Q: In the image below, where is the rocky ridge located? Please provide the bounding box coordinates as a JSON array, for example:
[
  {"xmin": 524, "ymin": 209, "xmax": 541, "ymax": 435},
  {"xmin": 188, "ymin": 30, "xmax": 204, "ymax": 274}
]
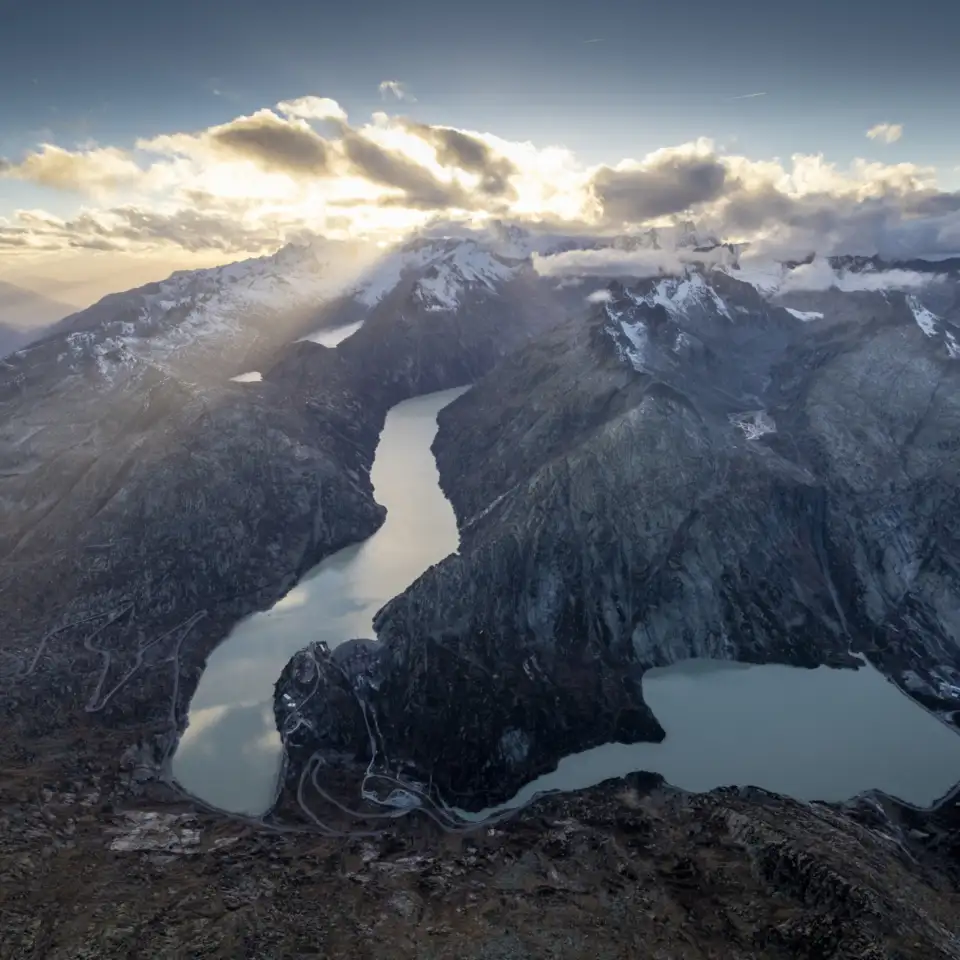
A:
[{"xmin": 0, "ymin": 228, "xmax": 576, "ymax": 768}]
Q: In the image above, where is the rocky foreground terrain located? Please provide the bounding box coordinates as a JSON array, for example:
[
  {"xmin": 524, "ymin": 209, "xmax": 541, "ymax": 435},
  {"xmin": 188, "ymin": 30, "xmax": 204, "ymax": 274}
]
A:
[{"xmin": 4, "ymin": 723, "xmax": 960, "ymax": 959}]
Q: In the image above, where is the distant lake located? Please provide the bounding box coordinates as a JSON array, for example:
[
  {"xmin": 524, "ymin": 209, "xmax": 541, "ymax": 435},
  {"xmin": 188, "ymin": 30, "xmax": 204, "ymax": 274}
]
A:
[
  {"xmin": 229, "ymin": 320, "xmax": 364, "ymax": 384},
  {"xmin": 299, "ymin": 319, "xmax": 363, "ymax": 346}
]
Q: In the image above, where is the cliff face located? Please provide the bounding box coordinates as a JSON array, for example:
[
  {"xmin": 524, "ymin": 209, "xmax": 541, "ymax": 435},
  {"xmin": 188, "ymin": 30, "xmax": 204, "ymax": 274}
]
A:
[{"xmin": 277, "ymin": 270, "xmax": 960, "ymax": 810}]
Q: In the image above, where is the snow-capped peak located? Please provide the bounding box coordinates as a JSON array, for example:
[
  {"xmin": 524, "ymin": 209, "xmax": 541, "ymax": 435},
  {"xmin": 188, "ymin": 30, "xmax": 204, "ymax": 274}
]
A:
[
  {"xmin": 906, "ymin": 295, "xmax": 960, "ymax": 358},
  {"xmin": 599, "ymin": 269, "xmax": 731, "ymax": 372},
  {"xmin": 11, "ymin": 237, "xmax": 378, "ymax": 382},
  {"xmin": 626, "ymin": 269, "xmax": 731, "ymax": 320},
  {"xmin": 350, "ymin": 236, "xmax": 522, "ymax": 311},
  {"xmin": 415, "ymin": 241, "xmax": 517, "ymax": 311}
]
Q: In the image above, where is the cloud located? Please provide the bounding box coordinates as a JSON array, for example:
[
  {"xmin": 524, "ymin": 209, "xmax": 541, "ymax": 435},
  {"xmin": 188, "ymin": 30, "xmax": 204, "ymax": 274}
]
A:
[
  {"xmin": 0, "ymin": 144, "xmax": 149, "ymax": 195},
  {"xmin": 866, "ymin": 123, "xmax": 903, "ymax": 144},
  {"xmin": 533, "ymin": 245, "xmax": 726, "ymax": 279},
  {"xmin": 135, "ymin": 108, "xmax": 504, "ymax": 212},
  {"xmin": 4, "ymin": 94, "xmax": 959, "ymax": 264},
  {"xmin": 209, "ymin": 113, "xmax": 330, "ymax": 173},
  {"xmin": 398, "ymin": 119, "xmax": 518, "ymax": 197},
  {"xmin": 0, "ymin": 203, "xmax": 297, "ymax": 255},
  {"xmin": 335, "ymin": 125, "xmax": 475, "ymax": 210},
  {"xmin": 726, "ymin": 92, "xmax": 766, "ymax": 100},
  {"xmin": 708, "ymin": 176, "xmax": 960, "ymax": 262},
  {"xmin": 276, "ymin": 96, "xmax": 348, "ymax": 122},
  {"xmin": 141, "ymin": 109, "xmax": 332, "ymax": 175},
  {"xmin": 379, "ymin": 80, "xmax": 415, "ymax": 102},
  {"xmin": 585, "ymin": 288, "xmax": 613, "ymax": 302},
  {"xmin": 590, "ymin": 141, "xmax": 730, "ymax": 223},
  {"xmin": 780, "ymin": 258, "xmax": 940, "ymax": 293}
]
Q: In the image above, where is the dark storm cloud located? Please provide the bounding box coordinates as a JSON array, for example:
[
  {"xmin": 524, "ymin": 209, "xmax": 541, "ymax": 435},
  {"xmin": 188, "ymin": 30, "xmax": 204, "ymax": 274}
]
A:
[
  {"xmin": 902, "ymin": 191, "xmax": 960, "ymax": 218},
  {"xmin": 591, "ymin": 154, "xmax": 730, "ymax": 222},
  {"xmin": 399, "ymin": 119, "xmax": 518, "ymax": 197},
  {"xmin": 331, "ymin": 122, "xmax": 477, "ymax": 210},
  {"xmin": 206, "ymin": 112, "xmax": 331, "ymax": 174},
  {"xmin": 715, "ymin": 186, "xmax": 960, "ymax": 259}
]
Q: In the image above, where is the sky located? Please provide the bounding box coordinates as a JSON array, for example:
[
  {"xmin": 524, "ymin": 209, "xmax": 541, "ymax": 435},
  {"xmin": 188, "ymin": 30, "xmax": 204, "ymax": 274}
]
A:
[{"xmin": 1, "ymin": 0, "xmax": 959, "ymax": 307}]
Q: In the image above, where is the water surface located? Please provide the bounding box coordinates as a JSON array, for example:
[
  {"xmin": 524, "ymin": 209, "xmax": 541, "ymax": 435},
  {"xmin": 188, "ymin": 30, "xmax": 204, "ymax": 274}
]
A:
[
  {"xmin": 458, "ymin": 658, "xmax": 960, "ymax": 820},
  {"xmin": 300, "ymin": 319, "xmax": 363, "ymax": 346},
  {"xmin": 177, "ymin": 371, "xmax": 960, "ymax": 818},
  {"xmin": 173, "ymin": 387, "xmax": 467, "ymax": 813}
]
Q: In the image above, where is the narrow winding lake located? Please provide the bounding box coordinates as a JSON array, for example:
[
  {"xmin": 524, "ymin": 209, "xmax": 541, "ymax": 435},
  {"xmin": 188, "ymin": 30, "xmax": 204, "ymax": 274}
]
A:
[
  {"xmin": 175, "ymin": 378, "xmax": 960, "ymax": 818},
  {"xmin": 172, "ymin": 387, "xmax": 467, "ymax": 813}
]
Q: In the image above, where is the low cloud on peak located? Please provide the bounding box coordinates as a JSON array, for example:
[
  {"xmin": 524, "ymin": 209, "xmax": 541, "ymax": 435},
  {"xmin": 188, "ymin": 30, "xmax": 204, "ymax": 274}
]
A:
[
  {"xmin": 533, "ymin": 244, "xmax": 729, "ymax": 280},
  {"xmin": 780, "ymin": 257, "xmax": 940, "ymax": 293}
]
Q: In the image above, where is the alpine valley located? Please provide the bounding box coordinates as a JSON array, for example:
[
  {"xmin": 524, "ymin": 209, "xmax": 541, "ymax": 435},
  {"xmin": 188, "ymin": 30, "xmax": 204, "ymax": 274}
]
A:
[{"xmin": 5, "ymin": 221, "xmax": 960, "ymax": 959}]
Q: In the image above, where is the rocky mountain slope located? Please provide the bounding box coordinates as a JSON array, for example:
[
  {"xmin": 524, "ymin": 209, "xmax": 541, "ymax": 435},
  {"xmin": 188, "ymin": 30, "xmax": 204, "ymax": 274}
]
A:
[
  {"xmin": 275, "ymin": 265, "xmax": 960, "ymax": 810},
  {"xmin": 0, "ymin": 227, "xmax": 578, "ymax": 766}
]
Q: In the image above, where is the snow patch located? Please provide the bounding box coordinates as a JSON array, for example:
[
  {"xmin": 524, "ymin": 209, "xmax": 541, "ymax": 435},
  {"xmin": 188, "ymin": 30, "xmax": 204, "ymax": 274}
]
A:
[
  {"xmin": 107, "ymin": 812, "xmax": 201, "ymax": 853},
  {"xmin": 353, "ymin": 245, "xmax": 436, "ymax": 306},
  {"xmin": 784, "ymin": 308, "xmax": 825, "ymax": 322},
  {"xmin": 730, "ymin": 410, "xmax": 777, "ymax": 440},
  {"xmin": 906, "ymin": 295, "xmax": 939, "ymax": 337},
  {"xmin": 628, "ymin": 270, "xmax": 730, "ymax": 320},
  {"xmin": 300, "ymin": 319, "xmax": 363, "ymax": 346},
  {"xmin": 606, "ymin": 301, "xmax": 649, "ymax": 371}
]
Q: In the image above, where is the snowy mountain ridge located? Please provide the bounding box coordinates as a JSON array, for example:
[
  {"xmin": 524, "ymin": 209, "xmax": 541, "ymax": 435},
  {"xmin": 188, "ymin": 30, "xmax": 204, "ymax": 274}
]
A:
[
  {"xmin": 8, "ymin": 219, "xmax": 958, "ymax": 388},
  {"xmin": 4, "ymin": 238, "xmax": 377, "ymax": 383}
]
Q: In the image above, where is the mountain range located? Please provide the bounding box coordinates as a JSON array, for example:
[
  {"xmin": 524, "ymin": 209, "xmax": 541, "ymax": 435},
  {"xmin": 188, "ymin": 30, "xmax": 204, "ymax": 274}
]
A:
[
  {"xmin": 4, "ymin": 222, "xmax": 960, "ymax": 956},
  {"xmin": 0, "ymin": 280, "xmax": 77, "ymax": 359}
]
